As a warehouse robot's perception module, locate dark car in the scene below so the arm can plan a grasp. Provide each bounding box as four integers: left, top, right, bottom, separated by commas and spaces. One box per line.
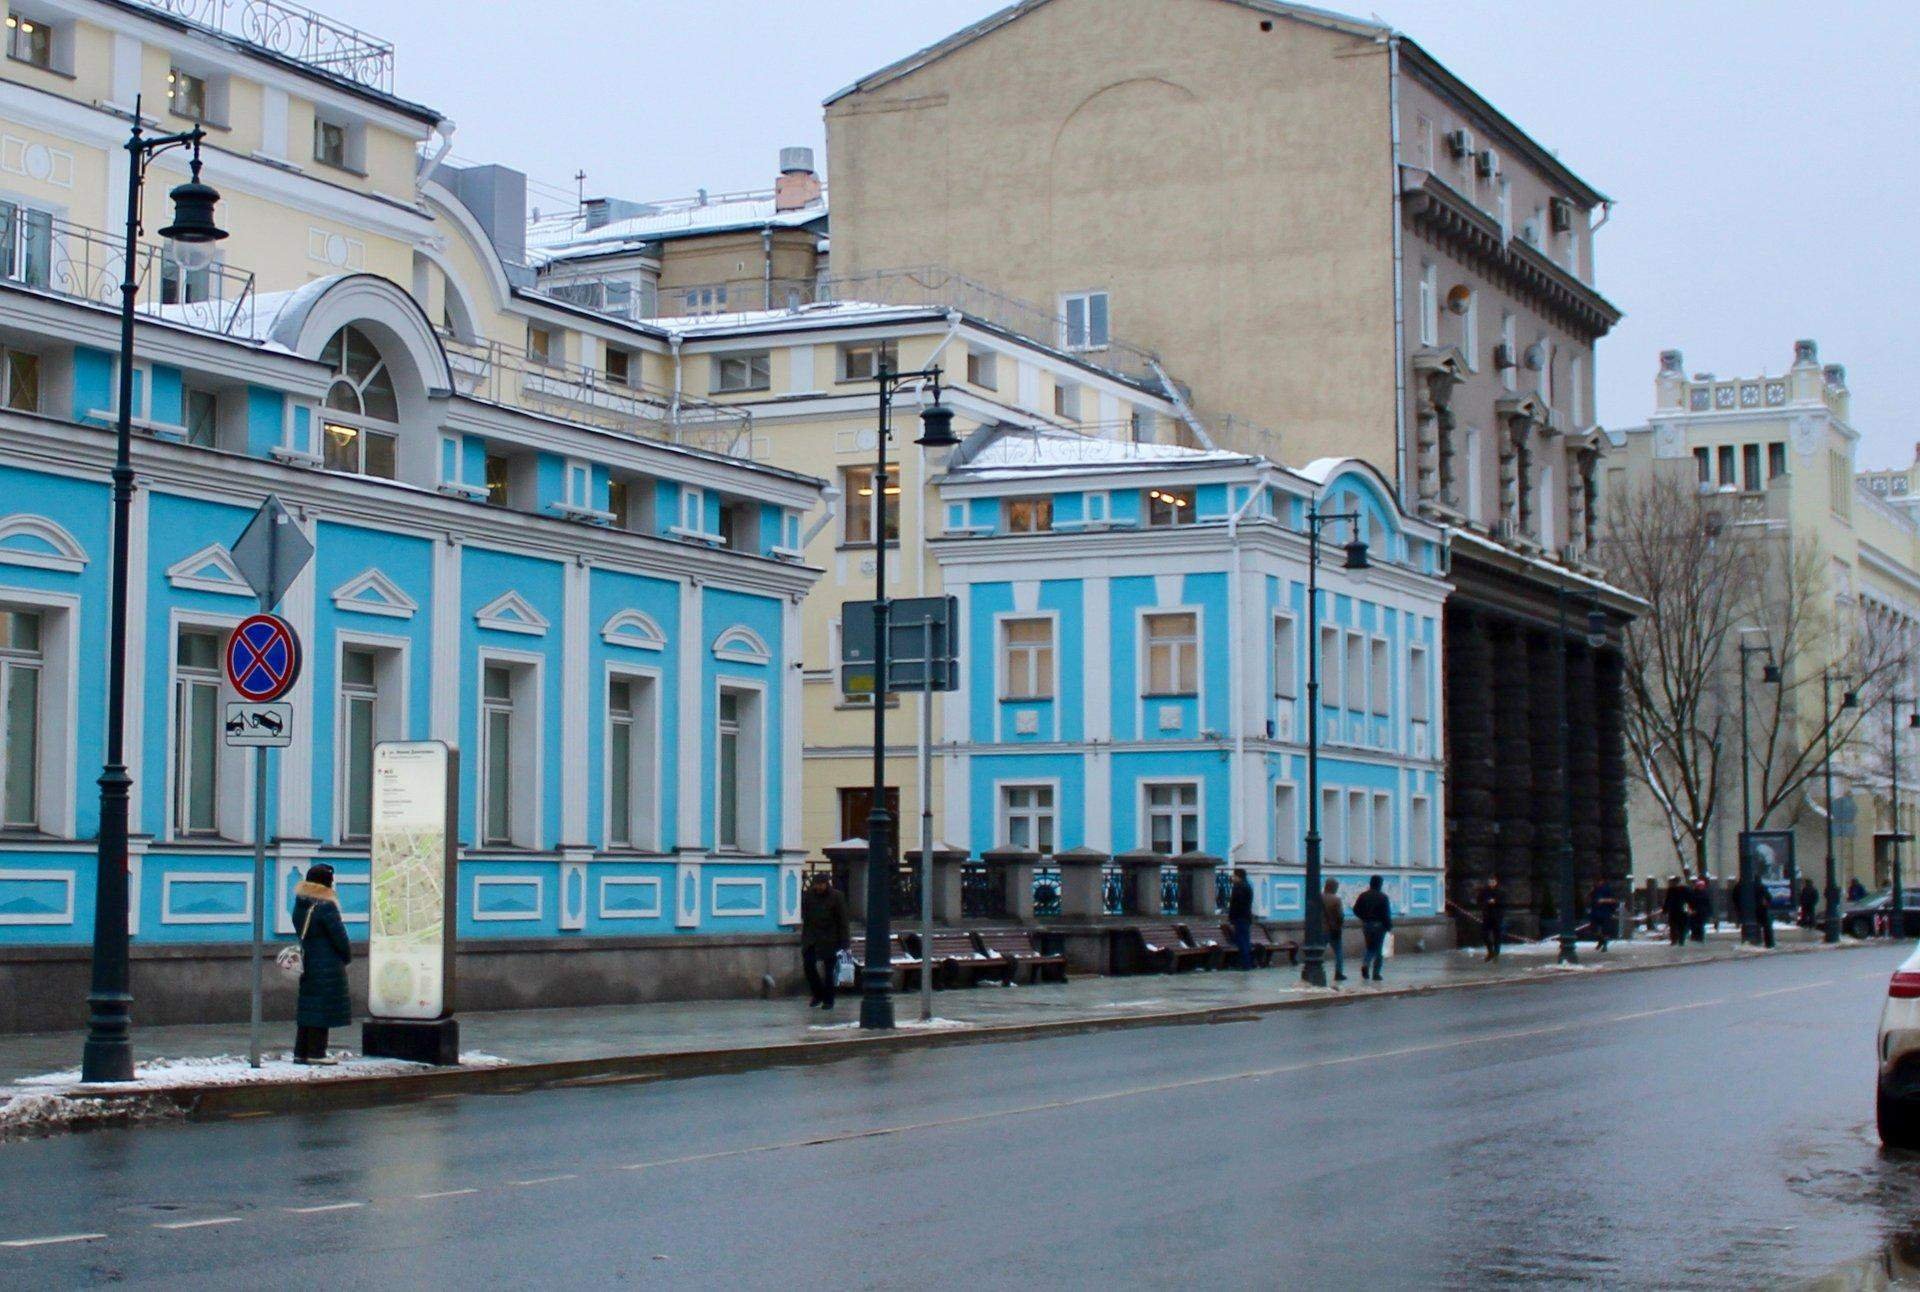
1843, 889, 1920, 939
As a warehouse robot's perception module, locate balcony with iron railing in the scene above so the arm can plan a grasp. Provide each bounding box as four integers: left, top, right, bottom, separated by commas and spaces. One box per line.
142, 0, 395, 95
438, 332, 760, 462
0, 205, 257, 338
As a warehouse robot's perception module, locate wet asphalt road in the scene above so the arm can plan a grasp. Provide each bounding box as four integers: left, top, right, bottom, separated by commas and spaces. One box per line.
2, 945, 1915, 1291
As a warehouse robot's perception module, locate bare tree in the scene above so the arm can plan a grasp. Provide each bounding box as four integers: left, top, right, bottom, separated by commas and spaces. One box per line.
1601, 475, 1755, 877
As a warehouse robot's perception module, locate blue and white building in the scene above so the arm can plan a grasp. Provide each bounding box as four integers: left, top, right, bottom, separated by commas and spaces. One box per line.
931, 426, 1451, 923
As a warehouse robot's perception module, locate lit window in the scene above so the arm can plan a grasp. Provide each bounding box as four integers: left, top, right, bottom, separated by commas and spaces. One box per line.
1001, 618, 1054, 700
1062, 291, 1109, 350
712, 351, 770, 393
838, 340, 897, 383
842, 465, 898, 545
1001, 784, 1055, 853
1004, 496, 1052, 534
1145, 782, 1199, 855
0, 609, 42, 829
1146, 487, 1194, 526
1144, 612, 1198, 696
319, 326, 399, 480
483, 452, 511, 507
5, 13, 52, 69
168, 68, 208, 122
173, 628, 223, 837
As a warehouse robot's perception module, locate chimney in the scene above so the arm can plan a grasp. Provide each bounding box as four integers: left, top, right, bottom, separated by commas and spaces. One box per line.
774, 146, 822, 213
445, 163, 526, 265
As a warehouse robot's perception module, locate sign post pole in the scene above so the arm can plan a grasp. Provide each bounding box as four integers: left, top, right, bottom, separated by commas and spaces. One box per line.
919, 617, 935, 1023
248, 743, 268, 1067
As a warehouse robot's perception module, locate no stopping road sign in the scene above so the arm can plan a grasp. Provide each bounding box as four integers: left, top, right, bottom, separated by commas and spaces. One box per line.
225, 613, 302, 703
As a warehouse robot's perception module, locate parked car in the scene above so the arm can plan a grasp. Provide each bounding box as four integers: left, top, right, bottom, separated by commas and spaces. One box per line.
1843, 890, 1920, 939
1878, 944, 1920, 1148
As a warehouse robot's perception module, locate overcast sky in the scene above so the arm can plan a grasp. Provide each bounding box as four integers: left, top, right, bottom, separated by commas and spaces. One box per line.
321, 0, 1919, 466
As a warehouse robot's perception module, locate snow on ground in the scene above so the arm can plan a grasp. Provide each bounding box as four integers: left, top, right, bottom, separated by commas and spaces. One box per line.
14, 1050, 510, 1093
0, 1089, 185, 1138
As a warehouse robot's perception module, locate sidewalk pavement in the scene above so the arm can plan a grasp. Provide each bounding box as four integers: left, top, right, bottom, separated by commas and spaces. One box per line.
0, 925, 1854, 1134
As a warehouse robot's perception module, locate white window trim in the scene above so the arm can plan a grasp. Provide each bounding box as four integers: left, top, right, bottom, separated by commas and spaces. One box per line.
1136, 604, 1203, 718
476, 648, 544, 850
603, 662, 663, 853
1273, 781, 1299, 865
333, 631, 409, 845
0, 588, 76, 837
994, 610, 1060, 708
166, 609, 249, 843
1271, 611, 1298, 701
1060, 289, 1110, 352
995, 778, 1061, 853
712, 677, 770, 855
1418, 261, 1438, 346
1138, 776, 1203, 856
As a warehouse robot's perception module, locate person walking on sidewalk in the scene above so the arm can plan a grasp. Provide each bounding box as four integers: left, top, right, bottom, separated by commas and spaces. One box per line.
1663, 877, 1690, 946
1353, 875, 1392, 981
799, 872, 849, 1009
290, 863, 352, 1065
1478, 875, 1507, 960
1751, 874, 1776, 949
1849, 876, 1869, 904
1687, 877, 1711, 944
1588, 879, 1619, 952
1321, 878, 1348, 982
1798, 878, 1820, 929
1228, 868, 1256, 970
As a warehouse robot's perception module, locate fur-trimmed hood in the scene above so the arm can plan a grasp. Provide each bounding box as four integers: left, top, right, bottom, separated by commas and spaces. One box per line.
294, 881, 338, 904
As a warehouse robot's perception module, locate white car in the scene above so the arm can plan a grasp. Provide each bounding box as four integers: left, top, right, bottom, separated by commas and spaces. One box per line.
1878, 943, 1920, 1148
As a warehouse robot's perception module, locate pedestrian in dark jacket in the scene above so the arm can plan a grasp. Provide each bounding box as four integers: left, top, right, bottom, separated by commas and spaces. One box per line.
1687, 878, 1711, 944
1751, 876, 1776, 949
1353, 875, 1392, 981
1663, 878, 1689, 946
1478, 876, 1506, 960
1227, 868, 1255, 971
1849, 877, 1869, 904
1798, 878, 1820, 928
1321, 878, 1347, 982
799, 872, 850, 1008
1588, 880, 1619, 952
290, 863, 352, 1064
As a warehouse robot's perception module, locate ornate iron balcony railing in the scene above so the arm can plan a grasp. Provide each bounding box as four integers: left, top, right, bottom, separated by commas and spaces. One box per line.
144, 0, 395, 95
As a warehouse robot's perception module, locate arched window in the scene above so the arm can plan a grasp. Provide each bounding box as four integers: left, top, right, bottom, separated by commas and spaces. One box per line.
320, 326, 399, 479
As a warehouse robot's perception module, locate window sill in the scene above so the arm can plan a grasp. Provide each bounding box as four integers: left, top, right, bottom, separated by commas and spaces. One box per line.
835, 541, 900, 552
7, 54, 73, 80
1001, 695, 1055, 704
168, 110, 230, 132
1142, 693, 1198, 701
312, 156, 369, 179
710, 385, 771, 397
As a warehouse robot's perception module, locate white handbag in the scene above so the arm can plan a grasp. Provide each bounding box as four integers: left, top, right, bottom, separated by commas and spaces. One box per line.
835, 949, 857, 987
276, 905, 316, 980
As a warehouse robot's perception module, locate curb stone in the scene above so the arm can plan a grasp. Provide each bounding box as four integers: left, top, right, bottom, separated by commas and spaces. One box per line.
9, 939, 1875, 1131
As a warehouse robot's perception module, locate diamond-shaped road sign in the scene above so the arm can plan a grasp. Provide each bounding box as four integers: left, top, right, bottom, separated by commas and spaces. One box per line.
229, 494, 313, 611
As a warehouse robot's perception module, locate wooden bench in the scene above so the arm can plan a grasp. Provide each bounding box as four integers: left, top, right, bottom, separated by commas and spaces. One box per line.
846, 934, 923, 991
1175, 922, 1229, 971
1131, 923, 1216, 973
972, 928, 1068, 984
913, 931, 1015, 988
1211, 921, 1273, 968
1245, 923, 1300, 967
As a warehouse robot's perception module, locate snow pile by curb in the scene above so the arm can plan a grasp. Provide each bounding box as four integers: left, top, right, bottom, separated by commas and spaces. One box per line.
0, 1089, 184, 1138
16, 1050, 511, 1094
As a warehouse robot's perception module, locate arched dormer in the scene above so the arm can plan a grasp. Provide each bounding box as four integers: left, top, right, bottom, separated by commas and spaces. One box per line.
1296, 457, 1407, 564
262, 274, 452, 487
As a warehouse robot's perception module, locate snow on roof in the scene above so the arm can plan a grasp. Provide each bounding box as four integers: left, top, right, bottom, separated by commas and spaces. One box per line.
952, 425, 1254, 481
643, 300, 946, 337
525, 192, 826, 265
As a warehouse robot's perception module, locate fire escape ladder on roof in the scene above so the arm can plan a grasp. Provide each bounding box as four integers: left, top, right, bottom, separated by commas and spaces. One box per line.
1148, 357, 1218, 451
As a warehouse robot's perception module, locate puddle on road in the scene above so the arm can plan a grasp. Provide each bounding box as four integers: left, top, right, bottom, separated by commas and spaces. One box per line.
1794, 1142, 1920, 1290
1803, 1232, 1920, 1290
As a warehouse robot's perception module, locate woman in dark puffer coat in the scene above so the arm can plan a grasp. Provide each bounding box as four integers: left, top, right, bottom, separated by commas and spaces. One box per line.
290, 862, 353, 1064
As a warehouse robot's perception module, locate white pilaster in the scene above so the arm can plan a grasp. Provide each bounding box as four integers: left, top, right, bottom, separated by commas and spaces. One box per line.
560, 557, 590, 846
429, 536, 461, 742
781, 597, 803, 854
276, 510, 317, 839
1086, 748, 1111, 853
677, 578, 703, 850
1083, 576, 1111, 742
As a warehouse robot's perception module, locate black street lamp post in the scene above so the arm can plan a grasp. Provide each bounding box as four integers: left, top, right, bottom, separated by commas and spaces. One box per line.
1554, 590, 1609, 965
1737, 633, 1780, 945
856, 365, 955, 1031
81, 101, 226, 1084
1301, 505, 1367, 988
1821, 670, 1858, 947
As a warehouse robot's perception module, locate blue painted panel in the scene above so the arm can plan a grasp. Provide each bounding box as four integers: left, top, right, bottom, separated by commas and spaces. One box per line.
246, 387, 284, 458
587, 863, 674, 933
461, 436, 488, 485
149, 364, 183, 427
1108, 489, 1142, 527
535, 452, 566, 516
73, 347, 112, 423
0, 866, 75, 926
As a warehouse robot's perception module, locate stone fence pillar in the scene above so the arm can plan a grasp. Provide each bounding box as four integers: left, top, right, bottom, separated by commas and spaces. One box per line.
1053, 847, 1110, 920
982, 847, 1039, 922
1175, 851, 1222, 918
822, 840, 869, 923
1116, 849, 1165, 917
929, 846, 969, 923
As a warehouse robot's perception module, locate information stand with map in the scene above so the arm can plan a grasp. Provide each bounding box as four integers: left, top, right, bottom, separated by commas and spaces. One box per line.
361, 740, 461, 1065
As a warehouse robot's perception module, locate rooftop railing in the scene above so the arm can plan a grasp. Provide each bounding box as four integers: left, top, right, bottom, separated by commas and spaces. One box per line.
0, 206, 256, 338
438, 333, 760, 462
144, 0, 395, 94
